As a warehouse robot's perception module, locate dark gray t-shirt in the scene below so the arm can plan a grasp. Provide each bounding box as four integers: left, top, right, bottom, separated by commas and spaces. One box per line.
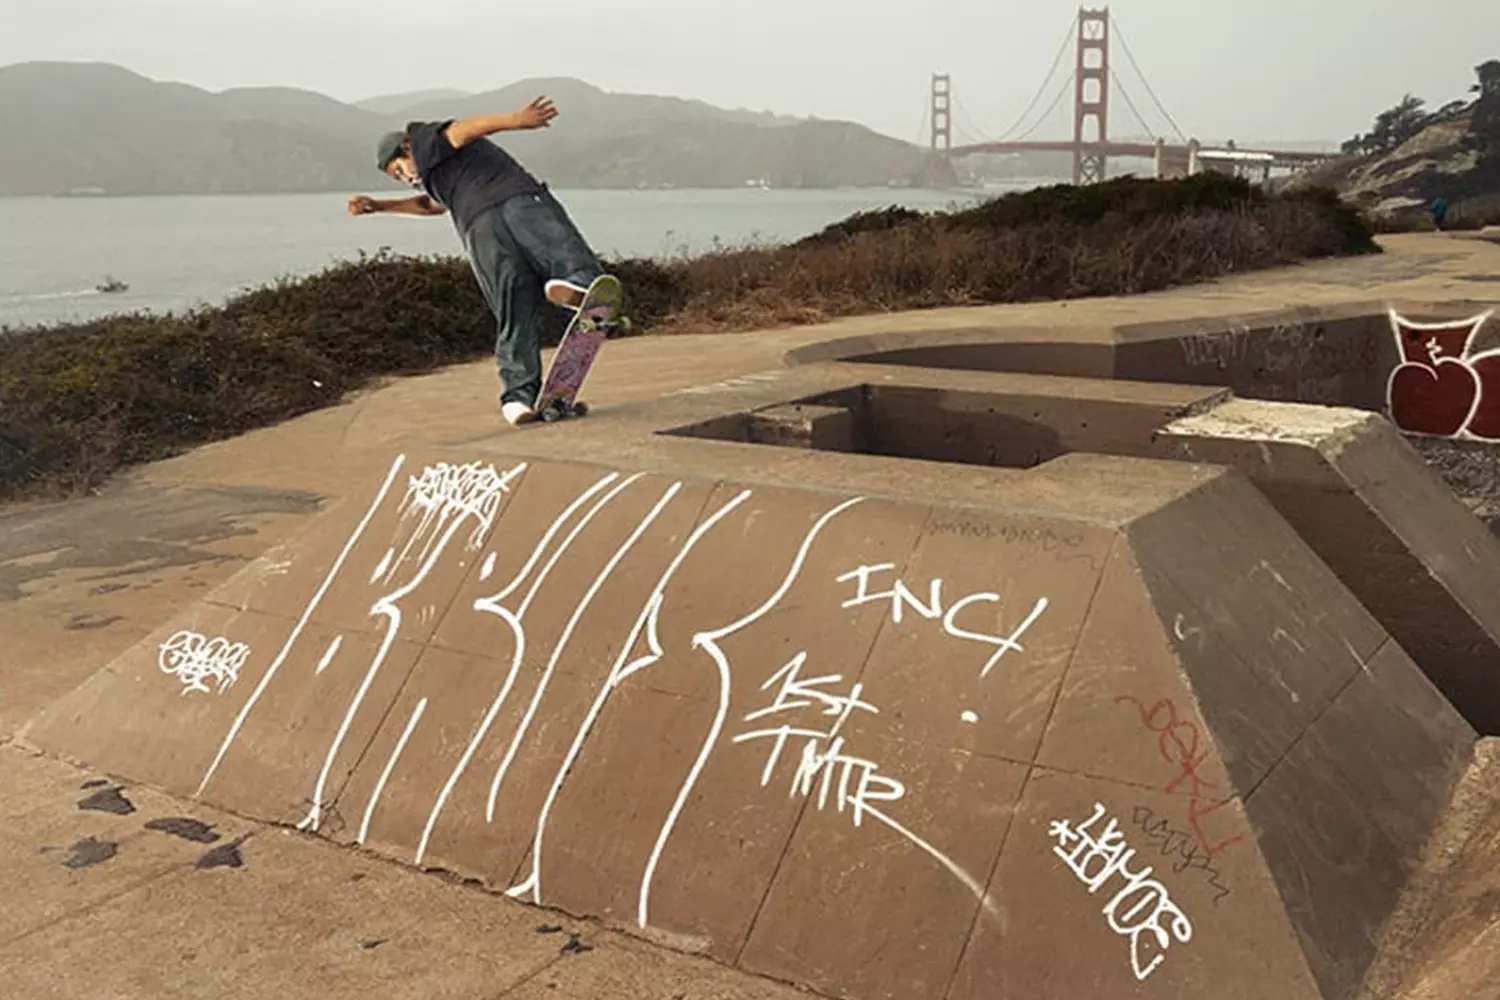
407, 120, 543, 232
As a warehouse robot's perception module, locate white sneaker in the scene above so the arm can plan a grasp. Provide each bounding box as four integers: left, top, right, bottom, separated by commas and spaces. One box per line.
501, 401, 536, 426
544, 279, 589, 308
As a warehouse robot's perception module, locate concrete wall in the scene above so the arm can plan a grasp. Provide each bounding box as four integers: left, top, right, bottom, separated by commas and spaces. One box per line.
22, 451, 1476, 1000
797, 302, 1500, 428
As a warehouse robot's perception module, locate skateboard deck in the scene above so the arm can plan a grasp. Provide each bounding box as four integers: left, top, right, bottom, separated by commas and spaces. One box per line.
534, 274, 624, 422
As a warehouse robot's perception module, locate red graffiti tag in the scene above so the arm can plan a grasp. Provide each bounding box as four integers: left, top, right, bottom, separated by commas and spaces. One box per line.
1385, 311, 1500, 440
1115, 695, 1245, 858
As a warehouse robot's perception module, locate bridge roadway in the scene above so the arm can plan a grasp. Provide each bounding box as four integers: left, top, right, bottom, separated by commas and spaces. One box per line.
950, 140, 1333, 165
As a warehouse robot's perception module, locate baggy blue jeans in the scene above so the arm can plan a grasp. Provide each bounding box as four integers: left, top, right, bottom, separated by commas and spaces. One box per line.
462, 189, 604, 406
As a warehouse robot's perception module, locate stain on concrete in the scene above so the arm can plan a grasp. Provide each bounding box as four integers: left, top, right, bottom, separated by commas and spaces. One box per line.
65, 612, 123, 631
62, 837, 118, 869
536, 924, 564, 935
560, 933, 594, 956
358, 938, 389, 950
87, 583, 130, 596
79, 778, 108, 789
77, 785, 135, 815
195, 836, 249, 870
144, 817, 221, 843
1458, 274, 1500, 283
0, 480, 323, 602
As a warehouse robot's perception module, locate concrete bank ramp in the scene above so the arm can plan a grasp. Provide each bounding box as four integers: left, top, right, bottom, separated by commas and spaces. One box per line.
22, 450, 1474, 1000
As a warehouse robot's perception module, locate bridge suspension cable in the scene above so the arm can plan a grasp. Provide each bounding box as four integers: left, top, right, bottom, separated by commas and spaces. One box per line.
1012, 69, 1076, 143
1109, 67, 1159, 141
990, 12, 1080, 142
950, 93, 999, 145
1111, 18, 1188, 142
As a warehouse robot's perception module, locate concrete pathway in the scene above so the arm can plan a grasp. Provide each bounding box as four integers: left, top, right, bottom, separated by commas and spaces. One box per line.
0, 744, 811, 999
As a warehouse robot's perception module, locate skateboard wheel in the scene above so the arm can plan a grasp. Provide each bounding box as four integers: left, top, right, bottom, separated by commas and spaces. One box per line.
571, 401, 590, 417
539, 406, 560, 423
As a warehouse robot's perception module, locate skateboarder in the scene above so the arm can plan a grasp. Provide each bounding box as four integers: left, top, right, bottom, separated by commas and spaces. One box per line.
348, 96, 608, 425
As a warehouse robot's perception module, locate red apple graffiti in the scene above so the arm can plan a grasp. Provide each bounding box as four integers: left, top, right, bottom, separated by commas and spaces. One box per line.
1391, 316, 1478, 365
1388, 361, 1481, 437
1465, 350, 1500, 441
1385, 312, 1492, 438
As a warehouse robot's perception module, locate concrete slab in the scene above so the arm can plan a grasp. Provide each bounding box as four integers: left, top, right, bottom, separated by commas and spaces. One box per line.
0, 480, 321, 739
18, 444, 1480, 1000
0, 744, 819, 1000
947, 769, 1321, 1000
1159, 398, 1500, 735
22, 601, 428, 828
0, 748, 255, 947
501, 930, 814, 1000
0, 824, 562, 1000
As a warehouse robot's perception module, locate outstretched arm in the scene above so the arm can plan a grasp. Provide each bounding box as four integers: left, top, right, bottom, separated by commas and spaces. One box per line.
348, 194, 446, 217
444, 96, 558, 147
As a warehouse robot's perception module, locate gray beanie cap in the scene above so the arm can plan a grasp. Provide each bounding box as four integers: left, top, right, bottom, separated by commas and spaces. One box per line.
376, 131, 405, 171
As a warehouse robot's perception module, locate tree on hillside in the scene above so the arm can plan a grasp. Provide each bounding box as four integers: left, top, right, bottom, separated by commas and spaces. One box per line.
1474, 60, 1500, 98
1341, 94, 1430, 156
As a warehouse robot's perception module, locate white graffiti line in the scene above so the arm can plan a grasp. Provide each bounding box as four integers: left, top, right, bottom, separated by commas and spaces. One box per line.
793, 738, 902, 821
196, 454, 407, 799
297, 461, 526, 833
158, 631, 251, 697
506, 488, 755, 908
638, 495, 867, 929
315, 635, 342, 674
863, 804, 994, 910
836, 563, 1049, 677
417, 469, 618, 854
412, 472, 654, 867
1387, 306, 1494, 350
482, 473, 649, 822
734, 652, 878, 787
728, 652, 995, 914
401, 460, 515, 558
480, 479, 681, 827
1052, 802, 1194, 982
357, 696, 427, 846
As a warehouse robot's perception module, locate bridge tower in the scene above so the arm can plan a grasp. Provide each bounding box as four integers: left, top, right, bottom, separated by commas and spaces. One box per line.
1072, 7, 1110, 184
930, 73, 952, 154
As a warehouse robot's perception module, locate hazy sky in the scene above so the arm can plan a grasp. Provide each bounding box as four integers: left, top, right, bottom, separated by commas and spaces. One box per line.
5, 0, 1497, 145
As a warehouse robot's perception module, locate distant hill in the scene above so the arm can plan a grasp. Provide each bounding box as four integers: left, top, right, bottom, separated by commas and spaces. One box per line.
0, 62, 386, 195
355, 88, 472, 115
393, 78, 948, 189
0, 62, 955, 196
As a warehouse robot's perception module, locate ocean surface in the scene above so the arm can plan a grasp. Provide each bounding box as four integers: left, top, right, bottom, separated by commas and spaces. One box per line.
0, 186, 1007, 328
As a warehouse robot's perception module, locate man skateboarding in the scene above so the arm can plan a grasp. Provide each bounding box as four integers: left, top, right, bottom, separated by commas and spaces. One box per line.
348, 96, 609, 425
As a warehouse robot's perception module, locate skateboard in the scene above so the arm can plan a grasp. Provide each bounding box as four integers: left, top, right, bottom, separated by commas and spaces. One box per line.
534, 274, 626, 423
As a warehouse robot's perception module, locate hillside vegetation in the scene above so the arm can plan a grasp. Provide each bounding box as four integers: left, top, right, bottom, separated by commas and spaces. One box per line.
0, 174, 1376, 504
1291, 59, 1500, 227
0, 63, 953, 195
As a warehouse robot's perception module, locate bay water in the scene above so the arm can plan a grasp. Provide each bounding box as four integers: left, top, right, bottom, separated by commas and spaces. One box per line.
0, 186, 1006, 329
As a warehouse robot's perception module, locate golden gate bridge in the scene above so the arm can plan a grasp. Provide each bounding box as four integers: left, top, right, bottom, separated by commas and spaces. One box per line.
924, 7, 1335, 185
